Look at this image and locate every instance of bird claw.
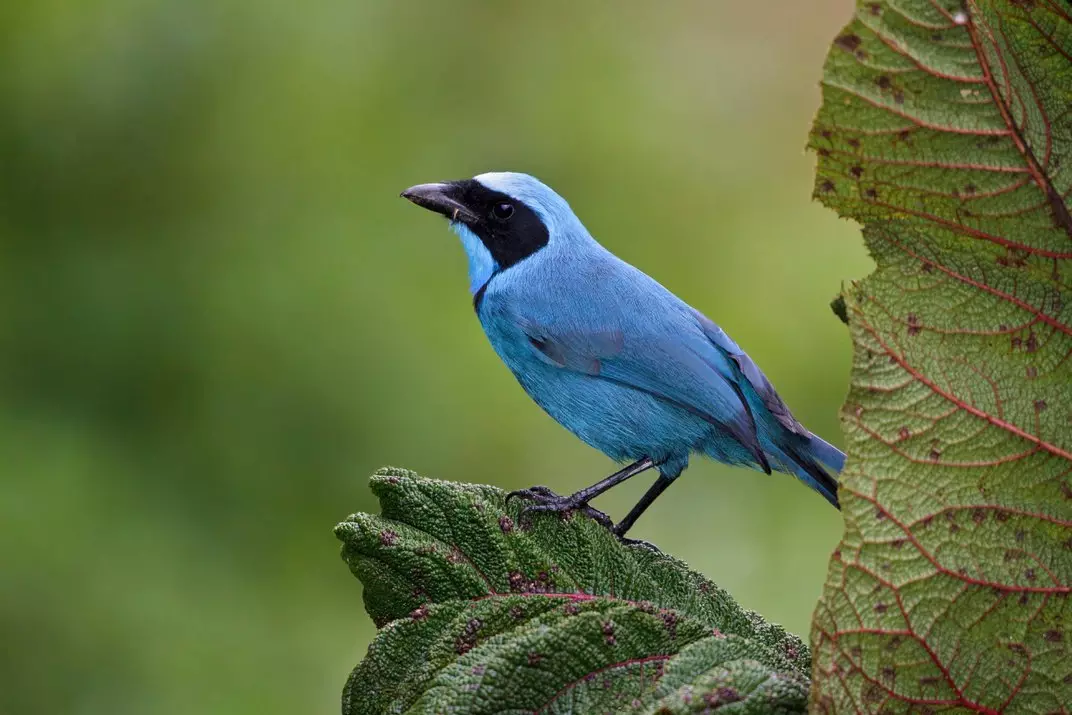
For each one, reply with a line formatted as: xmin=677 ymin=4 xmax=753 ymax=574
xmin=612 ymin=534 xmax=662 ymax=552
xmin=506 ymin=485 xmax=614 ymax=529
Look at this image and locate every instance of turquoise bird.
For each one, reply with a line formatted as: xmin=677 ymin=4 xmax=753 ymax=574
xmin=403 ymin=172 xmax=843 ymax=539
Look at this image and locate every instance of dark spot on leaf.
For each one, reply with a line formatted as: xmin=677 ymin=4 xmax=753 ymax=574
xmin=1016 ymin=529 xmax=1025 ymax=543
xmin=1009 ymin=643 xmax=1027 ymax=655
xmin=1019 ymin=593 xmax=1030 ymax=606
xmin=1025 ymin=569 xmax=1036 ymax=581
xmin=881 ymin=667 xmax=896 ymax=683
xmin=1026 ymin=366 xmax=1037 ymax=378
xmin=898 ymin=129 xmax=913 ymax=142
xmin=527 ymin=652 xmax=543 ymax=665
xmin=662 ymin=611 xmax=679 ymax=638
xmin=995 ymin=511 xmax=1010 ymax=522
xmin=820 ymin=179 xmax=836 ymax=193
xmin=508 ymin=571 xmax=525 ymax=592
xmin=784 ymin=643 xmax=799 ymax=660
xmin=817 ymin=148 xmax=830 ymax=157
xmin=865 ymin=188 xmax=878 ymax=199
xmin=509 ymin=605 xmax=524 ymax=620
xmin=498 ymin=515 xmax=514 ymax=533
xmin=864 ymin=684 xmax=883 ymax=703
xmin=409 ymin=604 xmax=429 ymax=621
xmin=972 ymin=509 xmax=986 ymax=524
xmin=920 ymin=261 xmax=934 ymax=273
xmin=1044 ymin=630 xmax=1063 ymax=642
xmin=921 ymin=516 xmax=934 ymax=528
xmin=875 ymin=602 xmax=888 ymax=613
xmin=1026 ymin=332 xmax=1038 ymax=352
xmin=835 ymin=34 xmax=862 ymax=52
xmin=919 ymin=676 xmax=941 ymax=687
xmin=892 ymin=539 xmax=905 ymax=549
xmin=564 ymin=603 xmax=580 ymax=615
xmin=454 ymin=618 xmax=483 ymax=654
xmin=898 ymin=426 xmax=911 ymax=441
xmin=875 ymin=508 xmax=887 ymax=520
xmin=893 ymin=91 xmax=905 ymax=104
xmin=868 ymin=3 xmax=882 ymax=15
xmin=716 ymin=687 xmax=741 ymax=704
xmin=949 ymin=522 xmax=960 ymax=533
xmin=847 ymin=138 xmax=861 ymax=149
xmin=379 ymin=530 xmax=399 ymax=546
xmin=876 ymin=75 xmax=891 ymax=89
xmin=931 ymin=32 xmax=943 ymax=40
xmin=929 ymin=448 xmax=941 ymax=461
xmin=1033 ymin=400 xmax=1047 ymax=414
xmin=906 ymin=314 xmax=921 ymax=335
xmin=855 ymin=49 xmax=868 ymax=60
xmin=386 ymin=476 xmax=401 ymax=484
xmin=850 ymin=165 xmax=864 ymax=178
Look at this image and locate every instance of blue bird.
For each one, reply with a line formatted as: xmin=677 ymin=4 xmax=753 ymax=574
xmin=402 ymin=172 xmax=844 ymax=539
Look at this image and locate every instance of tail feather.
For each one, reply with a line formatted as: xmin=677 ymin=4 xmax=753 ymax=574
xmin=808 ymin=433 xmax=846 ymax=473
xmin=783 ymin=434 xmax=845 ymax=510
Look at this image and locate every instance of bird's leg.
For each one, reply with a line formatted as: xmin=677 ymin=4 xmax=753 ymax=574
xmin=506 ymin=457 xmax=655 ymax=528
xmin=611 ymin=473 xmax=677 ymax=548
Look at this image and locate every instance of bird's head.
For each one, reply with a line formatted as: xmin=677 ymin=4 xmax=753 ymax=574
xmin=402 ymin=172 xmax=586 ymax=294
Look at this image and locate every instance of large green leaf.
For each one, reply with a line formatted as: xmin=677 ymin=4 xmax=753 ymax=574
xmin=336 ymin=469 xmax=810 ymax=714
xmin=809 ymin=1 xmax=1071 ymax=712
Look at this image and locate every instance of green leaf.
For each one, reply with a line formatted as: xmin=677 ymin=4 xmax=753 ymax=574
xmin=809 ymin=1 xmax=1071 ymax=712
xmin=336 ymin=469 xmax=810 ymax=714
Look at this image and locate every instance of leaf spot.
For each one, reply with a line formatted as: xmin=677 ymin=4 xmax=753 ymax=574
xmin=834 ymin=34 xmax=862 ymax=52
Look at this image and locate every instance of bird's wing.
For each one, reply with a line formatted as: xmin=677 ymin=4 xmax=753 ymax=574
xmin=691 ymin=309 xmax=809 ymax=437
xmin=518 ymin=316 xmax=772 ymax=473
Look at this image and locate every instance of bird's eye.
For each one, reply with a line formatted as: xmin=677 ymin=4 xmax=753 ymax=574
xmin=492 ymin=202 xmax=515 ymax=220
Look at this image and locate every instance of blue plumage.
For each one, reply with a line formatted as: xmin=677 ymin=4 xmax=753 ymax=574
xmin=402 ymin=172 xmax=843 ymax=538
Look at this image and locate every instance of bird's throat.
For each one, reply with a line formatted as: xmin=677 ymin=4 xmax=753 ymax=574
xmin=452 ymin=222 xmax=500 ymax=296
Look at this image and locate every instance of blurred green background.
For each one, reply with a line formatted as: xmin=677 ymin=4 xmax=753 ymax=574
xmin=1 ymin=1 xmax=869 ymax=712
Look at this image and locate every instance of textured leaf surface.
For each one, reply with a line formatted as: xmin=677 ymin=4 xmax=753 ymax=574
xmin=809 ymin=1 xmax=1071 ymax=712
xmin=336 ymin=469 xmax=810 ymax=714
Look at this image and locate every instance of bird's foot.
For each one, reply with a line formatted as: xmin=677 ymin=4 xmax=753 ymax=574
xmin=505 ymin=485 xmax=613 ymax=529
xmin=613 ymin=535 xmax=662 ymax=552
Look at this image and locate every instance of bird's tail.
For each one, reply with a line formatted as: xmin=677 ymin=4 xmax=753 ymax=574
xmin=782 ymin=433 xmax=845 ymax=509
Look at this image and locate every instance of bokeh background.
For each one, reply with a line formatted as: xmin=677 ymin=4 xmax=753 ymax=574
xmin=1 ymin=2 xmax=870 ymax=712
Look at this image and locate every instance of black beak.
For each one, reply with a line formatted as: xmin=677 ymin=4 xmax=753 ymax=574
xmin=401 ymin=182 xmax=479 ymax=224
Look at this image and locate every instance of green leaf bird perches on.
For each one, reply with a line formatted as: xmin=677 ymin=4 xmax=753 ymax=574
xmin=336 ymin=470 xmax=811 ymax=714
